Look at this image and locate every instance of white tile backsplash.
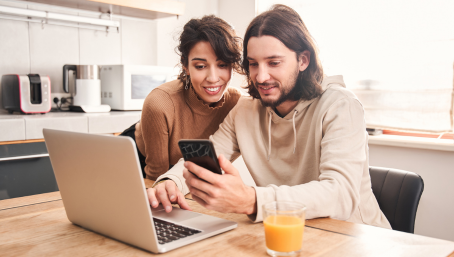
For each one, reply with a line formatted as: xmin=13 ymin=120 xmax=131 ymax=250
xmin=0 ymin=20 xmax=30 ymax=73
xmin=79 ymin=27 xmax=122 ymax=65
xmin=28 ymin=22 xmax=79 ymax=95
xmin=121 ymin=19 xmax=157 ymax=65
xmin=0 ymin=19 xmax=30 ymax=114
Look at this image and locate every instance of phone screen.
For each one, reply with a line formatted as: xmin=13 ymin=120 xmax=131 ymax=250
xmin=178 ymin=140 xmax=222 ymax=175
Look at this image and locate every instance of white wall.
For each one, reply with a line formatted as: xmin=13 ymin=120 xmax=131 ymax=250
xmin=369 ymin=144 xmax=454 ymax=241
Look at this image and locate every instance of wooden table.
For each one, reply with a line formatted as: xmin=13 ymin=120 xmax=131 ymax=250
xmin=1 ymin=187 xmax=454 ymax=256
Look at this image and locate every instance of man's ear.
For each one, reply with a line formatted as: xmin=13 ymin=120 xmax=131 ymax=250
xmin=298 ymin=50 xmax=310 ymax=72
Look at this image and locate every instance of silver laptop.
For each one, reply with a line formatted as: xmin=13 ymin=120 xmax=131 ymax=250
xmin=43 ymin=129 xmax=237 ymax=253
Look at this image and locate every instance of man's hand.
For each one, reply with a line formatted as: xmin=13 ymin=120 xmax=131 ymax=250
xmin=183 ymin=154 xmax=257 ymax=215
xmin=146 ymin=180 xmax=192 ymax=213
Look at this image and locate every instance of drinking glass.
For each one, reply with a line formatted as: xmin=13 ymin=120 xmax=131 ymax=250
xmin=263 ymin=201 xmax=306 ymax=256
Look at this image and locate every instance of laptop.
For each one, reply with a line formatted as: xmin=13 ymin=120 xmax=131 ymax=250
xmin=43 ymin=129 xmax=237 ymax=253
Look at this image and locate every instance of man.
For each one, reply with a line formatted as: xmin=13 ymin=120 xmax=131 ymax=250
xmin=147 ymin=5 xmax=391 ymax=229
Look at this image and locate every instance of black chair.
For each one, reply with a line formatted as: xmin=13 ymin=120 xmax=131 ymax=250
xmin=369 ymin=166 xmax=424 ymax=233
xmin=119 ymin=122 xmax=147 ymax=178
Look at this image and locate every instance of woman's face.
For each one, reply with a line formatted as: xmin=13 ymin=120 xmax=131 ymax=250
xmin=185 ymin=41 xmax=232 ymax=105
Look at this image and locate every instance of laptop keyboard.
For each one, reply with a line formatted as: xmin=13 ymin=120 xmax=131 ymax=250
xmin=153 ymin=218 xmax=202 ymax=244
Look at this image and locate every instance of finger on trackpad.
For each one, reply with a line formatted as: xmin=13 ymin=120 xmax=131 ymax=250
xmin=152 ymin=207 xmax=202 ymax=222
xmin=150 ymin=204 xmax=165 ymax=213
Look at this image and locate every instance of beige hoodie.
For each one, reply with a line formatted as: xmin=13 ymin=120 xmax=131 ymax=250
xmin=156 ymin=75 xmax=391 ymax=229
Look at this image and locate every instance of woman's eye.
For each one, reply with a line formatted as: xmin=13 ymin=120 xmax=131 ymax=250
xmin=219 ymin=63 xmax=228 ymax=68
xmin=249 ymin=62 xmax=258 ymax=67
xmin=195 ymin=65 xmax=206 ymax=69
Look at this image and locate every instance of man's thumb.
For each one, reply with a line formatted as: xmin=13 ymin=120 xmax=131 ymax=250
xmin=219 ymin=154 xmax=238 ymax=176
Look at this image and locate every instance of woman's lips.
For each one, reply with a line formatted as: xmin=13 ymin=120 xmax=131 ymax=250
xmin=204 ymin=86 xmax=222 ymax=95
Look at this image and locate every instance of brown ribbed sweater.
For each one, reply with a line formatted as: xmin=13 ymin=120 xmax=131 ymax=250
xmin=135 ymin=80 xmax=241 ymax=180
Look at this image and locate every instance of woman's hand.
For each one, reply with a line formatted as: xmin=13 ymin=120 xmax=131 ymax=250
xmin=146 ymin=180 xmax=192 ymax=212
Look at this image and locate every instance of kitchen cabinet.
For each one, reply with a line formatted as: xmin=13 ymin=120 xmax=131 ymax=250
xmin=24 ymin=0 xmax=185 ymax=19
xmin=0 ymin=111 xmax=141 ymax=142
xmin=0 ymin=111 xmax=141 ymax=199
xmin=0 ymin=141 xmax=57 ymax=200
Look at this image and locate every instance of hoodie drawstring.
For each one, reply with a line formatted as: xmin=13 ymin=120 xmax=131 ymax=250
xmin=292 ymin=110 xmax=298 ymax=154
xmin=267 ymin=109 xmax=298 ymax=160
xmin=268 ymin=111 xmax=272 ymax=161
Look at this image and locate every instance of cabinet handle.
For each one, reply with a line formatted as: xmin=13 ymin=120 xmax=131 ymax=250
xmin=0 ymin=153 xmax=49 ymax=162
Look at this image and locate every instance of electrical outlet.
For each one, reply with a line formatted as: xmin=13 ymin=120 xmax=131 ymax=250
xmin=51 ymin=93 xmax=71 ymax=108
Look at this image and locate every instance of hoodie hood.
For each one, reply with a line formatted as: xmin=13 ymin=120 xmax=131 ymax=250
xmin=320 ymin=75 xmax=346 ymax=92
xmin=264 ymin=75 xmax=346 ymax=160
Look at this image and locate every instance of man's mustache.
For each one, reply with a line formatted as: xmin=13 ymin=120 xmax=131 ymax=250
xmin=255 ymin=82 xmax=279 ymax=88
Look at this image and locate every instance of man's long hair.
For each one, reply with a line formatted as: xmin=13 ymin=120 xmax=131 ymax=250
xmin=242 ymin=5 xmax=324 ymax=101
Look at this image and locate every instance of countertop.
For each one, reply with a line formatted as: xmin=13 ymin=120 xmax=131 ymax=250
xmin=0 ymin=110 xmax=141 ymax=142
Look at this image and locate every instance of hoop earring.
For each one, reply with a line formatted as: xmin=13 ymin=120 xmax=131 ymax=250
xmin=185 ymin=75 xmax=190 ymax=90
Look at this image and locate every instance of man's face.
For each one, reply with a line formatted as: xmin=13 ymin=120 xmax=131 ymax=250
xmin=247 ymin=36 xmax=309 ymax=108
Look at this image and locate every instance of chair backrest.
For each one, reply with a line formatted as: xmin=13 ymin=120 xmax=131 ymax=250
xmin=369 ymin=166 xmax=424 ymax=233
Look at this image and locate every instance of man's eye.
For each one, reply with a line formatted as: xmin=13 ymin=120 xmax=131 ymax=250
xmin=270 ymin=62 xmax=280 ymax=66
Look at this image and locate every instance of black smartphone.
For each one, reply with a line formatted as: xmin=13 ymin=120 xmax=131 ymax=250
xmin=178 ymin=139 xmax=222 ymax=175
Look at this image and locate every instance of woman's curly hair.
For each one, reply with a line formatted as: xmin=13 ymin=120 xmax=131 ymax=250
xmin=177 ymin=15 xmax=243 ymax=85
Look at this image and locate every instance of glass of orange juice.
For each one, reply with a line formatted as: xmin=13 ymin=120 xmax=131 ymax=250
xmin=263 ymin=201 xmax=306 ymax=256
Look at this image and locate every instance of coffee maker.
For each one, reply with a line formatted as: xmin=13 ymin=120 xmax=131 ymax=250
xmin=63 ymin=65 xmax=110 ymax=113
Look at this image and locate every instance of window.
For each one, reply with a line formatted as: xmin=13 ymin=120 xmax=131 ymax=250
xmin=258 ymin=0 xmax=454 ymax=132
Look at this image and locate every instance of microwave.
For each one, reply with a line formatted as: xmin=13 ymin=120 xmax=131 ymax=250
xmin=100 ymin=65 xmax=177 ymax=110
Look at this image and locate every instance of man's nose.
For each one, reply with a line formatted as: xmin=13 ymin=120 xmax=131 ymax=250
xmin=206 ymin=66 xmax=219 ymax=83
xmin=255 ymin=66 xmax=270 ymax=84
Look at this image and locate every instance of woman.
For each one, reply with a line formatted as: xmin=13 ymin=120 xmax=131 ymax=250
xmin=131 ymin=15 xmax=242 ymax=180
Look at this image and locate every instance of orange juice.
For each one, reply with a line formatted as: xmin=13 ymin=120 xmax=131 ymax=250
xmin=264 ymin=215 xmax=304 ymax=252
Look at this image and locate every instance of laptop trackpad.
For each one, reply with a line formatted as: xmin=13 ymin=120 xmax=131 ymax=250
xmin=152 ymin=206 xmax=202 ymax=222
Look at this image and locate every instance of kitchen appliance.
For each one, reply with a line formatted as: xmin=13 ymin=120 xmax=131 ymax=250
xmin=63 ymin=64 xmax=110 ymax=113
xmin=1 ymin=74 xmax=51 ymax=114
xmin=100 ymin=65 xmax=175 ymax=110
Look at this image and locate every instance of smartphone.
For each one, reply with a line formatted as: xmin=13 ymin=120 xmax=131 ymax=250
xmin=178 ymin=139 xmax=222 ymax=175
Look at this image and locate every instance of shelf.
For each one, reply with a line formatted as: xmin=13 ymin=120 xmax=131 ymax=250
xmin=368 ymin=134 xmax=454 ymax=152
xmin=24 ymin=0 xmax=185 ymax=19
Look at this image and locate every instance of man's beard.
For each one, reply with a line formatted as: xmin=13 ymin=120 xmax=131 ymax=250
xmin=256 ymin=67 xmax=300 ymax=109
